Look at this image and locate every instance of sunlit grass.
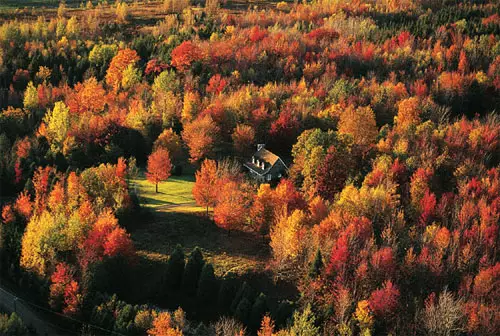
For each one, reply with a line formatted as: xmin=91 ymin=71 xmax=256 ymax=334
xmin=131 ymin=170 xmax=204 ymax=212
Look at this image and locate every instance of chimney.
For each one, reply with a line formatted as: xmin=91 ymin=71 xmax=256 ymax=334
xmin=252 ymin=156 xmax=255 ymax=164
xmin=257 ymin=144 xmax=265 ymax=151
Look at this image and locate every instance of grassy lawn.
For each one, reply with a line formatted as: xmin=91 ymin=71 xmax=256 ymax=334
xmin=132 ymin=171 xmax=204 ymax=212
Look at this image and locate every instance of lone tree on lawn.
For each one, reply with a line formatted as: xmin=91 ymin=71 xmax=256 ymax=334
xmin=146 ymin=148 xmax=172 ymax=193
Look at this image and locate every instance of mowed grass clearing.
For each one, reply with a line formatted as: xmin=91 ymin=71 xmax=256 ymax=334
xmin=131 ymin=170 xmax=204 ymax=212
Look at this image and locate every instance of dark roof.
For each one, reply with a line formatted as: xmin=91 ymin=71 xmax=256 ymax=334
xmin=243 ymin=148 xmax=286 ymax=176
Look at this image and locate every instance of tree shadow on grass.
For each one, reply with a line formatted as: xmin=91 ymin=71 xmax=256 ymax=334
xmin=130 ymin=211 xmax=271 ymax=264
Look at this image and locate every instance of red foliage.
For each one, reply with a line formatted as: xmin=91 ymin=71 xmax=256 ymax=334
xmin=249 ymin=26 xmax=268 ymax=42
xmin=369 ymin=280 xmax=400 ymax=319
xmin=306 ymin=28 xmax=339 ymax=41
xmin=274 ymin=179 xmax=307 ymax=214
xmin=14 ymin=160 xmax=22 ymax=184
xmin=105 ymin=49 xmax=139 ymax=91
xmin=206 ymin=74 xmax=228 ymax=95
xmin=316 ymin=146 xmax=351 ymax=200
xmin=171 ymin=41 xmax=203 ymax=71
xmin=420 ymin=190 xmax=437 ymax=225
xmin=103 ymin=227 xmax=134 ymax=257
xmin=1 ymin=204 xmax=15 ymax=224
xmin=115 ymin=157 xmax=128 ymax=185
xmin=145 ymin=58 xmax=169 ymax=76
xmin=16 ymin=137 xmax=31 ymax=159
xmin=15 ymin=191 xmax=32 ymax=219
xmin=50 ymin=263 xmax=80 ymax=315
xmin=146 ymin=148 xmax=172 ymax=192
xmin=371 ymin=247 xmax=396 ymax=277
xmin=326 ymin=234 xmax=349 ymax=278
xmin=473 ymin=263 xmax=500 ymax=302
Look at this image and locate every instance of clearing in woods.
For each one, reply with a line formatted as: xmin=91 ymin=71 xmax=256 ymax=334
xmin=128 ymin=170 xmax=272 ymax=303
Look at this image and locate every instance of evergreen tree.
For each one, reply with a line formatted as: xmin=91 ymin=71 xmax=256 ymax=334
xmin=309 ymin=249 xmax=323 ymax=279
xmin=182 ymin=246 xmax=205 ymax=295
xmin=250 ymin=292 xmax=268 ymax=331
xmin=234 ymin=297 xmax=252 ymax=326
xmin=197 ymin=263 xmax=218 ymax=303
xmin=217 ymin=274 xmax=238 ymax=314
xmin=165 ymin=244 xmax=185 ymax=290
xmin=275 ymin=300 xmax=295 ymax=329
xmin=230 ymin=281 xmax=253 ymax=313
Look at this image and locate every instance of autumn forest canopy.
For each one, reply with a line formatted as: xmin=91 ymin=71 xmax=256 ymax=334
xmin=0 ymin=0 xmax=499 ymax=335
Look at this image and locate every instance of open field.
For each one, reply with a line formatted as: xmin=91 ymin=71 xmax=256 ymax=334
xmin=132 ymin=170 xmax=203 ymax=211
xmin=0 ymin=0 xmax=283 ymax=20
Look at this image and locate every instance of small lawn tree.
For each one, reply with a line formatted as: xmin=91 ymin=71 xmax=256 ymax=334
xmin=146 ymin=148 xmax=172 ymax=193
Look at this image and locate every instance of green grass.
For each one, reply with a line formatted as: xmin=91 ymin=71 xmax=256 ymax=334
xmin=132 ymin=171 xmax=204 ymax=212
xmin=129 ymin=170 xmax=269 ymax=279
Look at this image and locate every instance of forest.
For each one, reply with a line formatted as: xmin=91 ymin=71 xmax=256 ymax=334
xmin=0 ymin=0 xmax=499 ymax=335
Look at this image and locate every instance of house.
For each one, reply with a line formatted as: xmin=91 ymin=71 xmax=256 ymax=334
xmin=243 ymin=144 xmax=288 ymax=182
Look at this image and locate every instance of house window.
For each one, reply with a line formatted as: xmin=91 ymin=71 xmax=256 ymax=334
xmin=267 ymin=174 xmax=272 ymax=181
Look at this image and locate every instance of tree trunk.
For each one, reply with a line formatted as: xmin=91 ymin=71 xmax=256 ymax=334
xmin=156 ymin=183 xmax=158 ymax=193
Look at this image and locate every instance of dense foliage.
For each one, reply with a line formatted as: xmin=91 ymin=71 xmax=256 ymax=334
xmin=0 ymin=0 xmax=499 ymax=335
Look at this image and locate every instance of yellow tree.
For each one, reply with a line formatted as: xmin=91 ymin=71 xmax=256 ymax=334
xmin=338 ymin=105 xmax=378 ymax=147
xmin=270 ymin=209 xmax=307 ymax=266
xmin=42 ymin=101 xmax=70 ymax=153
xmin=148 ymin=312 xmax=183 ymax=336
xmin=395 ymin=97 xmax=422 ymax=132
xmin=24 ymin=81 xmax=39 ymax=110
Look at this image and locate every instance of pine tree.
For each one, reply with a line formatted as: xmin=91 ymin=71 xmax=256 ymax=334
xmin=217 ymin=274 xmax=238 ymax=314
xmin=309 ymin=249 xmax=323 ymax=279
xmin=234 ymin=297 xmax=252 ymax=326
xmin=197 ymin=263 xmax=218 ymax=304
xmin=231 ymin=281 xmax=253 ymax=313
xmin=250 ymin=293 xmax=268 ymax=331
xmin=165 ymin=245 xmax=185 ymax=290
xmin=182 ymin=247 xmax=205 ymax=295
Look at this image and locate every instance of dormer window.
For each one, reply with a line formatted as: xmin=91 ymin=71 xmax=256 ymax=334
xmin=261 ymin=162 xmax=265 ymax=169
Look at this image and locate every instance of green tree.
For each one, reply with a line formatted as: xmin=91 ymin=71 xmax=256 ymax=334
xmin=217 ymin=274 xmax=237 ymax=314
xmin=289 ymin=304 xmax=319 ymax=336
xmin=197 ymin=263 xmax=218 ymax=303
xmin=231 ymin=281 xmax=253 ymax=313
xmin=309 ymin=249 xmax=323 ymax=279
xmin=152 ymin=70 xmax=180 ymax=95
xmin=165 ymin=244 xmax=185 ymax=290
xmin=234 ymin=297 xmax=252 ymax=326
xmin=182 ymin=247 xmax=205 ymax=295
xmin=250 ymin=292 xmax=268 ymax=331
